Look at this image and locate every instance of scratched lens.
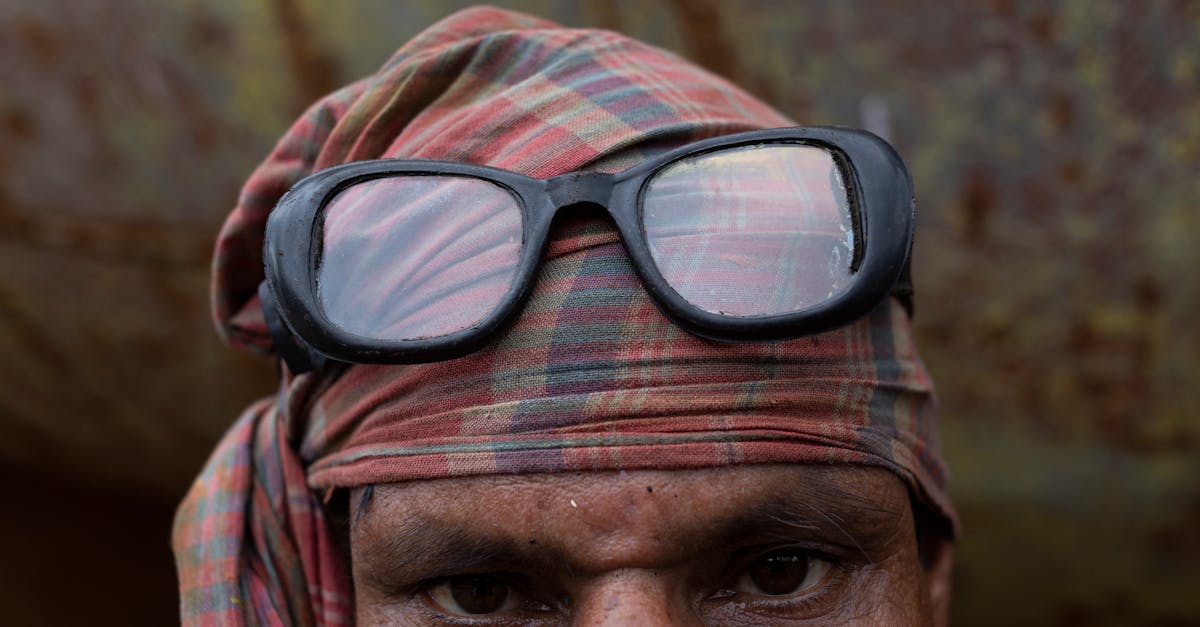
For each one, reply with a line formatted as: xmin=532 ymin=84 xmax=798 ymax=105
xmin=318 ymin=175 xmax=523 ymax=340
xmin=641 ymin=144 xmax=856 ymax=317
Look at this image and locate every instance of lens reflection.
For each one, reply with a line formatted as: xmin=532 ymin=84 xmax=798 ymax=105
xmin=642 ymin=143 xmax=855 ymax=317
xmin=318 ymin=175 xmax=523 ymax=341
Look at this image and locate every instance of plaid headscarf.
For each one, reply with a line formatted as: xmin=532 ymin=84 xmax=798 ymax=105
xmin=174 ymin=7 xmax=955 ymax=625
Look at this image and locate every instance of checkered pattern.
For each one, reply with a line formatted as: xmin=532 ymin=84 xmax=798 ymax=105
xmin=175 ymin=6 xmax=954 ymax=625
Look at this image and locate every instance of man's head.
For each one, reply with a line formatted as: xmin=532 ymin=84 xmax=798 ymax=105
xmin=175 ymin=6 xmax=955 ymax=625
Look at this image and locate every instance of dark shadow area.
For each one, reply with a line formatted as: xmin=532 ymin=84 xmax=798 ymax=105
xmin=0 ymin=464 xmax=178 ymax=625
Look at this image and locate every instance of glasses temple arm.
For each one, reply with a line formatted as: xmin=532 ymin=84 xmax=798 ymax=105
xmin=258 ymin=280 xmax=324 ymax=374
xmin=889 ymin=257 xmax=915 ymax=317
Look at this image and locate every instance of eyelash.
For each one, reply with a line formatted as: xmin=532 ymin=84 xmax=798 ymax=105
xmin=712 ymin=545 xmax=849 ymax=615
xmin=417 ymin=573 xmax=555 ymax=623
xmin=410 ymin=546 xmax=853 ymax=622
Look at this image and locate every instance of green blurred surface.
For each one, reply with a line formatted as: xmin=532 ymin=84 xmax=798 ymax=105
xmin=0 ymin=1 xmax=1196 ymax=624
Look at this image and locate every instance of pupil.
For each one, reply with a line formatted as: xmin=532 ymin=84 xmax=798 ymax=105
xmin=449 ymin=576 xmax=508 ymax=614
xmin=749 ymin=553 xmax=810 ymax=596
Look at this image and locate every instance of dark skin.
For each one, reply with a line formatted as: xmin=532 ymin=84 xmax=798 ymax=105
xmin=350 ymin=465 xmax=953 ymax=626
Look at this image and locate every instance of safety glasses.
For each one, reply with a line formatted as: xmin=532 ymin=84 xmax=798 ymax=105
xmin=260 ymin=126 xmax=915 ymax=373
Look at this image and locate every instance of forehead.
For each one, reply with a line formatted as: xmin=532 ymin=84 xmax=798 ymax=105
xmin=351 ymin=465 xmax=911 ymax=571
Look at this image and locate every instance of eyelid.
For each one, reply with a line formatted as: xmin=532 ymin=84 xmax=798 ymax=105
xmin=733 ymin=539 xmax=857 ymax=568
xmin=734 ymin=552 xmax=832 ymax=597
xmin=710 ymin=542 xmax=844 ymax=598
xmin=425 ymin=575 xmax=520 ymax=617
xmin=420 ymin=573 xmax=558 ymax=620
xmin=707 ymin=546 xmax=848 ymax=619
xmin=748 ymin=529 xmax=878 ymax=566
xmin=364 ymin=553 xmax=541 ymax=595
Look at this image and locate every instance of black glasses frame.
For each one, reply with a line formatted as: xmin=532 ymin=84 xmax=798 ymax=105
xmin=261 ymin=126 xmax=915 ymax=372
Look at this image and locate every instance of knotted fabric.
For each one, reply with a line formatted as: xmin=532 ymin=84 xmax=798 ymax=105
xmin=173 ymin=7 xmax=955 ymax=625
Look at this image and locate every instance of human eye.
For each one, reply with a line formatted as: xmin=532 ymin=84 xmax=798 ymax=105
xmin=422 ymin=574 xmax=555 ymax=621
xmin=426 ymin=575 xmax=517 ymax=616
xmin=734 ymin=549 xmax=832 ymax=598
xmin=704 ymin=547 xmax=847 ymax=620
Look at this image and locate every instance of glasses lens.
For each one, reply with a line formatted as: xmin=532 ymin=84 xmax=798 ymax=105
xmin=642 ymin=143 xmax=856 ymax=317
xmin=318 ymin=175 xmax=523 ymax=341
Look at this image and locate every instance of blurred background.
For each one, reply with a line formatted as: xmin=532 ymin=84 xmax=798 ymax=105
xmin=0 ymin=0 xmax=1196 ymax=624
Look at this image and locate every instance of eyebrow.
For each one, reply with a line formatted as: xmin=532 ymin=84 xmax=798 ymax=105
xmin=707 ymin=490 xmax=904 ymax=564
xmin=353 ymin=484 xmax=375 ymax=527
xmin=355 ymin=520 xmax=570 ymax=586
xmin=353 ymin=482 xmax=906 ymax=585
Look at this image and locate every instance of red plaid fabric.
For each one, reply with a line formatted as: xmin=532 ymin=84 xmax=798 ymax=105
xmin=174 ymin=6 xmax=955 ymax=625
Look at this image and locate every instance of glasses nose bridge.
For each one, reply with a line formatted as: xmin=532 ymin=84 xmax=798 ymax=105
xmin=546 ymin=171 xmax=615 ymax=212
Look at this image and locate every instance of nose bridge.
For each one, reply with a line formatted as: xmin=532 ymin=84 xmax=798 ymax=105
xmin=547 ymin=171 xmax=614 ymax=209
xmin=571 ymin=570 xmax=691 ymax=627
